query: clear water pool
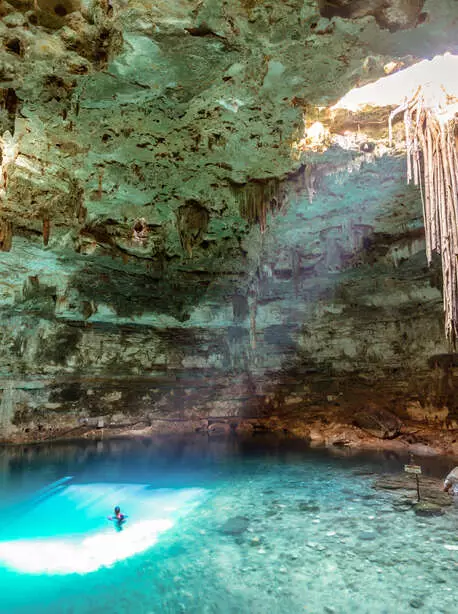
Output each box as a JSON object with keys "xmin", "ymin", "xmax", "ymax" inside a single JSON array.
[{"xmin": 0, "ymin": 436, "xmax": 456, "ymax": 614}]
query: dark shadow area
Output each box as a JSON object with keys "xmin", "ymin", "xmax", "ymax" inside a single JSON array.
[
  {"xmin": 0, "ymin": 433, "xmax": 451, "ymax": 491},
  {"xmin": 71, "ymin": 263, "xmax": 212, "ymax": 321}
]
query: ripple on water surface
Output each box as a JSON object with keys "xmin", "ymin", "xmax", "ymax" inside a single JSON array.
[{"xmin": 0, "ymin": 437, "xmax": 456, "ymax": 614}]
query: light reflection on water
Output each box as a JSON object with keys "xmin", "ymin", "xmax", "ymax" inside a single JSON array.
[
  {"xmin": 0, "ymin": 436, "xmax": 457, "ymax": 614},
  {"xmin": 0, "ymin": 482, "xmax": 205, "ymax": 574}
]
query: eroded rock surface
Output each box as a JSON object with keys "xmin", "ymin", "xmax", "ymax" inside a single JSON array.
[
  {"xmin": 374, "ymin": 473, "xmax": 453, "ymax": 516},
  {"xmin": 1, "ymin": 0, "xmax": 458, "ymax": 443}
]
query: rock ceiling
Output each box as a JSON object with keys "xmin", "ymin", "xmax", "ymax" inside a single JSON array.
[{"xmin": 1, "ymin": 0, "xmax": 458, "ymax": 439}]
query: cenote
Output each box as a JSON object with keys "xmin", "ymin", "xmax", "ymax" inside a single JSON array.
[
  {"xmin": 3, "ymin": 1, "xmax": 458, "ymax": 612},
  {"xmin": 0, "ymin": 436, "xmax": 457, "ymax": 614}
]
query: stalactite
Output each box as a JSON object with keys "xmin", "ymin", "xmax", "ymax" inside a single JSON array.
[
  {"xmin": 43, "ymin": 217, "xmax": 50, "ymax": 246},
  {"xmin": 0, "ymin": 219, "xmax": 12, "ymax": 252},
  {"xmin": 291, "ymin": 248, "xmax": 301, "ymax": 296},
  {"xmin": 390, "ymin": 91, "xmax": 458, "ymax": 342},
  {"xmin": 235, "ymin": 178, "xmax": 282, "ymax": 232},
  {"xmin": 304, "ymin": 165, "xmax": 317, "ymax": 203},
  {"xmin": 74, "ymin": 183, "xmax": 86, "ymax": 223},
  {"xmin": 96, "ymin": 166, "xmax": 104, "ymax": 200},
  {"xmin": 177, "ymin": 201, "xmax": 209, "ymax": 257},
  {"xmin": 0, "ymin": 382, "xmax": 15, "ymax": 437},
  {"xmin": 232, "ymin": 293, "xmax": 249, "ymax": 322},
  {"xmin": 249, "ymin": 289, "xmax": 257, "ymax": 350}
]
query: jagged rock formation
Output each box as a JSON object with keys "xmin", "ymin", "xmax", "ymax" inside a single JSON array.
[{"xmin": 1, "ymin": 0, "xmax": 458, "ymax": 444}]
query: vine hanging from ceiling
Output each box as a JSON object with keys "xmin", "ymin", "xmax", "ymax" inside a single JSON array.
[{"xmin": 390, "ymin": 87, "xmax": 458, "ymax": 343}]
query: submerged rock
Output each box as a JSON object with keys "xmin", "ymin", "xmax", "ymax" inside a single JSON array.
[
  {"xmin": 374, "ymin": 473, "xmax": 452, "ymax": 517},
  {"xmin": 208, "ymin": 422, "xmax": 231, "ymax": 436},
  {"xmin": 374, "ymin": 475, "xmax": 412, "ymax": 491},
  {"xmin": 221, "ymin": 516, "xmax": 250, "ymax": 535},
  {"xmin": 358, "ymin": 531, "xmax": 378, "ymax": 541},
  {"xmin": 298, "ymin": 501, "xmax": 321, "ymax": 513},
  {"xmin": 392, "ymin": 497, "xmax": 416, "ymax": 512},
  {"xmin": 375, "ymin": 475, "xmax": 451, "ymax": 504},
  {"xmin": 265, "ymin": 509, "xmax": 280, "ymax": 518},
  {"xmin": 413, "ymin": 502, "xmax": 444, "ymax": 517},
  {"xmin": 410, "ymin": 597, "xmax": 425, "ymax": 609}
]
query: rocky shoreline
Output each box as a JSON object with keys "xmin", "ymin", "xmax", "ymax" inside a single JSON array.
[
  {"xmin": 2, "ymin": 414, "xmax": 458, "ymax": 460},
  {"xmin": 373, "ymin": 473, "xmax": 455, "ymax": 517}
]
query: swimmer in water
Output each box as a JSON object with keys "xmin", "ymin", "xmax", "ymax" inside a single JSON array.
[{"xmin": 108, "ymin": 506, "xmax": 128, "ymax": 531}]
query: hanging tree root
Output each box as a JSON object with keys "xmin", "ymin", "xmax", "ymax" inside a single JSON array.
[{"xmin": 390, "ymin": 90, "xmax": 458, "ymax": 344}]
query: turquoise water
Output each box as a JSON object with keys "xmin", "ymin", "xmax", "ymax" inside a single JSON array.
[{"xmin": 0, "ymin": 437, "xmax": 457, "ymax": 614}]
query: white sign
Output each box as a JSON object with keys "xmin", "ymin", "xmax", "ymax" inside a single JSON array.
[{"xmin": 404, "ymin": 464, "xmax": 422, "ymax": 475}]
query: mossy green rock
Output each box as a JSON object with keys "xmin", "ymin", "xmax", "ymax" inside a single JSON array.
[
  {"xmin": 413, "ymin": 502, "xmax": 444, "ymax": 517},
  {"xmin": 2, "ymin": 1, "xmax": 458, "ymax": 442}
]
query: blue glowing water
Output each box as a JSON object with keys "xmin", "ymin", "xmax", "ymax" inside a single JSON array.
[{"xmin": 0, "ymin": 437, "xmax": 457, "ymax": 614}]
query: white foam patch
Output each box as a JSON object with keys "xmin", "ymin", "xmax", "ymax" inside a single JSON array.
[{"xmin": 0, "ymin": 483, "xmax": 205, "ymax": 575}]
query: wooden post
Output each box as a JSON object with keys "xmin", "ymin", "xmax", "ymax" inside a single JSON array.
[{"xmin": 404, "ymin": 456, "xmax": 422, "ymax": 502}]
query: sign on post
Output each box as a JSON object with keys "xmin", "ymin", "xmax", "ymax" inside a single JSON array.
[
  {"xmin": 404, "ymin": 464, "xmax": 422, "ymax": 475},
  {"xmin": 404, "ymin": 463, "xmax": 422, "ymax": 501}
]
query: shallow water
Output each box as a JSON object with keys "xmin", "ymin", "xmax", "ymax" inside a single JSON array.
[{"xmin": 0, "ymin": 436, "xmax": 457, "ymax": 614}]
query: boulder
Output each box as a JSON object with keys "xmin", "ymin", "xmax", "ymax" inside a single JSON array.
[
  {"xmin": 221, "ymin": 516, "xmax": 250, "ymax": 535},
  {"xmin": 208, "ymin": 422, "xmax": 231, "ymax": 436},
  {"xmin": 354, "ymin": 407, "xmax": 402, "ymax": 439},
  {"xmin": 374, "ymin": 474, "xmax": 452, "ymax": 516},
  {"xmin": 358, "ymin": 531, "xmax": 377, "ymax": 540},
  {"xmin": 298, "ymin": 501, "xmax": 321, "ymax": 513},
  {"xmin": 413, "ymin": 502, "xmax": 444, "ymax": 517}
]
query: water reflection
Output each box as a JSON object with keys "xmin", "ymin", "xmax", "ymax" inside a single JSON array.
[{"xmin": 0, "ymin": 434, "xmax": 454, "ymax": 510}]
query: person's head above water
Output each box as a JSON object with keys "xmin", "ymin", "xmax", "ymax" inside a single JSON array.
[{"xmin": 114, "ymin": 506, "xmax": 121, "ymax": 516}]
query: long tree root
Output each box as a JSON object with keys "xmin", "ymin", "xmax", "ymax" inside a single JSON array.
[{"xmin": 391, "ymin": 91, "xmax": 458, "ymax": 344}]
